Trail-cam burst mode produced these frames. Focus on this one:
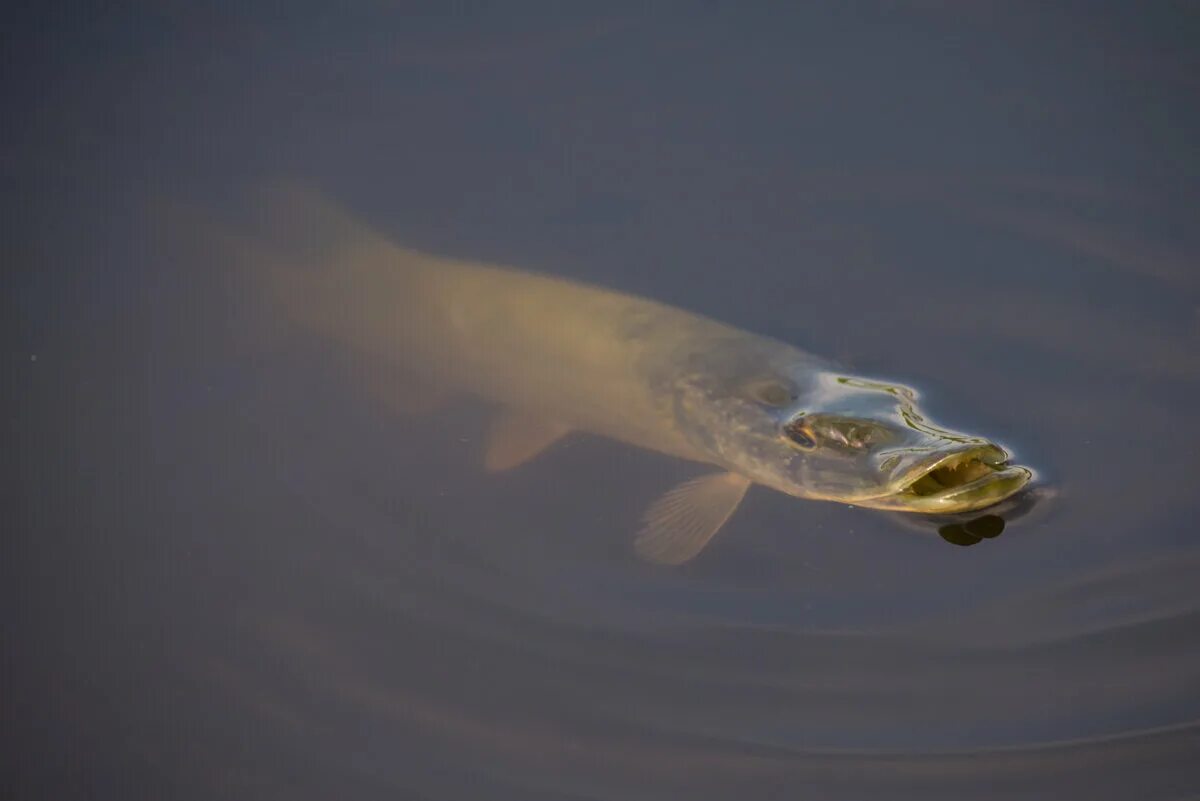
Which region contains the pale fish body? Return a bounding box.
[236,189,1032,564]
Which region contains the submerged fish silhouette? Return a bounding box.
[229,187,1032,564]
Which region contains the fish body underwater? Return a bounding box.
[232,189,1033,564]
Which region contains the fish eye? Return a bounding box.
[783,418,816,449]
[749,380,796,407]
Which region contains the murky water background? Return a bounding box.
[9,5,1200,799]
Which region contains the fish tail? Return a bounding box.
[152,182,435,366]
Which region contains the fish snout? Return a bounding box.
[876,441,1008,482]
[870,441,1032,512]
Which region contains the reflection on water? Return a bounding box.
[889,485,1056,547]
[937,513,1004,546]
[10,4,1200,800]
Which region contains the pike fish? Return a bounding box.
[231,189,1033,564]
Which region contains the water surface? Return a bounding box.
[9,5,1200,799]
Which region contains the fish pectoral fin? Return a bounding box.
[635,472,752,565]
[484,411,571,472]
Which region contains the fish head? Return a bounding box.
[673,360,1032,514]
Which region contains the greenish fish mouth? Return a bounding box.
[884,444,1032,513]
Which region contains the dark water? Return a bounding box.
[9,5,1200,799]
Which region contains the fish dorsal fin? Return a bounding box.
[635,472,752,565]
[484,411,571,472]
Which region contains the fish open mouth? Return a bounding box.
[886,444,1033,513]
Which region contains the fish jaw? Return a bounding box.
[858,443,1034,513]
